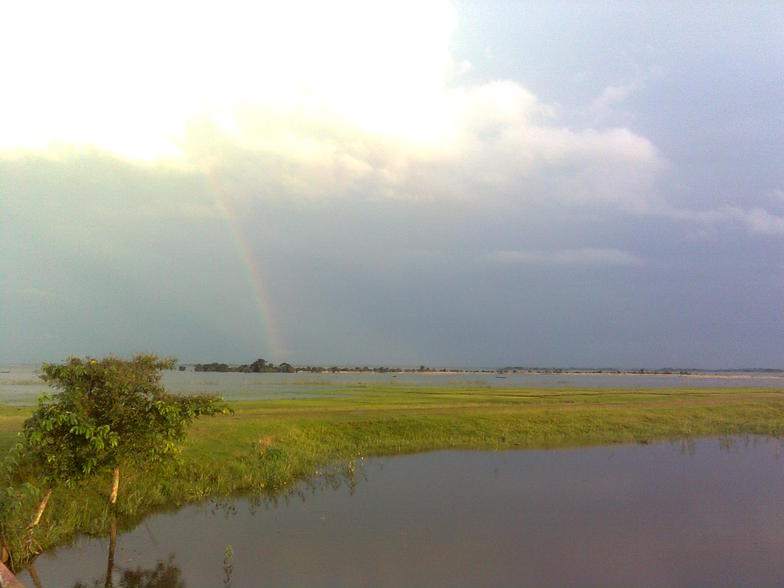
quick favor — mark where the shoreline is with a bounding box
[4,384,784,570]
[325,369,784,380]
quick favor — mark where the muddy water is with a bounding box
[18,437,784,587]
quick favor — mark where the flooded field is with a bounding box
[18,437,784,587]
[2,364,783,405]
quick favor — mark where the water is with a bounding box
[2,364,783,405]
[18,437,784,587]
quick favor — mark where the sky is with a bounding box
[1,1,783,368]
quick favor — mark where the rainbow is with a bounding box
[202,170,284,357]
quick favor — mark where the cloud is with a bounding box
[1,148,221,222]
[180,78,665,215]
[660,204,784,238]
[740,207,784,236]
[587,67,665,122]
[591,80,645,112]
[0,0,460,161]
[487,248,642,267]
[0,0,666,217]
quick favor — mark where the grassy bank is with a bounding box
[2,383,784,568]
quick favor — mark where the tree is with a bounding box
[19,355,227,533]
[249,359,267,372]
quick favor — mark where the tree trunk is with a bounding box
[110,467,120,505]
[1,541,8,563]
[27,488,52,531]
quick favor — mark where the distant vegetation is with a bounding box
[187,362,784,375]
[194,358,294,373]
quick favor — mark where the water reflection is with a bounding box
[30,552,186,588]
[22,462,365,588]
[209,458,365,519]
[76,557,186,588]
[672,433,782,456]
[27,517,188,588]
[17,438,784,587]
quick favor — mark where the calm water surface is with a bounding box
[18,437,784,587]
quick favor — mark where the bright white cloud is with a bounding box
[1,0,664,214]
[0,0,458,160]
[181,81,664,210]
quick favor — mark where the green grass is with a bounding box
[2,384,784,568]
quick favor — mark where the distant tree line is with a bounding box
[194,358,294,373]
[191,362,448,374]
[187,362,781,376]
[295,365,437,373]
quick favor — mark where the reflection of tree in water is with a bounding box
[71,556,186,588]
[27,556,186,588]
[26,515,188,588]
[27,459,366,588]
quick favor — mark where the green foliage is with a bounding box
[0,355,228,563]
[21,355,227,487]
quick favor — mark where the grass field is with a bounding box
[2,383,784,568]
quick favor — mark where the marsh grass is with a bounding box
[2,384,784,569]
